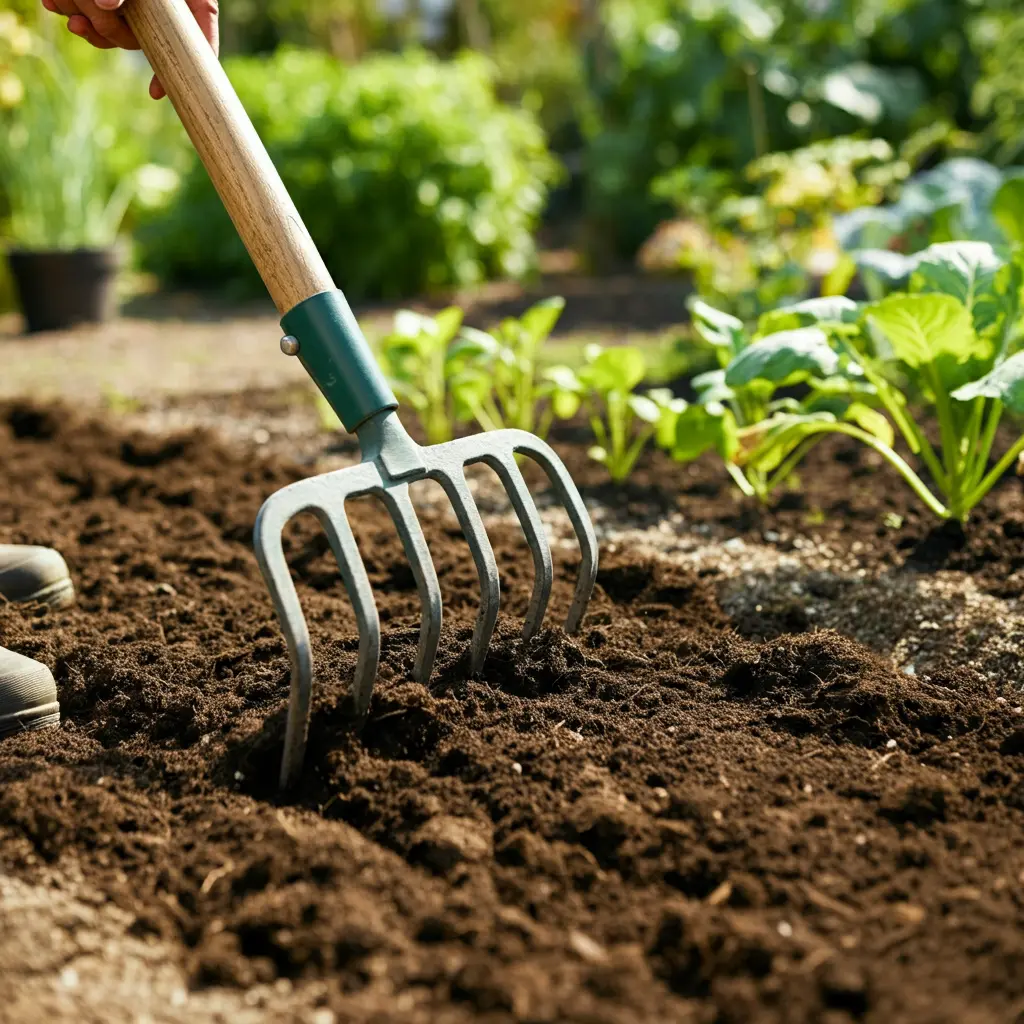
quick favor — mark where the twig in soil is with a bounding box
[869,751,899,773]
[276,808,301,841]
[794,747,826,763]
[800,946,835,974]
[800,883,859,920]
[199,859,236,895]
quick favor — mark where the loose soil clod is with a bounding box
[1,401,1023,1023]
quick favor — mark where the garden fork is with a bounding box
[123,0,599,788]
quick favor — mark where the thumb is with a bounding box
[94,0,124,8]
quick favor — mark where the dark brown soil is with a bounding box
[1,401,1023,1024]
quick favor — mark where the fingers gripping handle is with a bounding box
[122,0,333,313]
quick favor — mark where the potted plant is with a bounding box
[0,12,134,333]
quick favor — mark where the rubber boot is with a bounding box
[0,545,72,737]
[0,544,75,608]
[0,647,60,738]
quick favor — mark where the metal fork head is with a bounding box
[253,409,598,789]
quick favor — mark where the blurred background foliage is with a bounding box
[2,0,1024,306]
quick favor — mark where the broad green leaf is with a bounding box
[628,394,662,424]
[691,299,746,354]
[519,297,565,348]
[646,389,688,449]
[852,249,919,296]
[692,369,735,404]
[993,178,1024,246]
[672,405,738,463]
[584,346,647,393]
[725,328,839,387]
[757,297,862,336]
[866,293,980,368]
[951,351,1024,414]
[449,327,498,361]
[543,365,582,393]
[393,309,431,338]
[912,242,1007,336]
[844,402,895,447]
[432,306,465,345]
[551,388,582,420]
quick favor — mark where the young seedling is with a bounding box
[668,298,883,502]
[547,345,685,483]
[447,297,568,439]
[378,306,468,444]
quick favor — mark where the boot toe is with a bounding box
[0,647,60,739]
[0,544,75,607]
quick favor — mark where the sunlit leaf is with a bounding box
[951,351,1024,414]
[583,346,647,393]
[844,402,894,447]
[691,299,746,354]
[519,296,565,348]
[992,176,1024,247]
[672,404,738,463]
[725,327,839,387]
[866,293,981,367]
[757,296,862,335]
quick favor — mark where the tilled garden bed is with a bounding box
[1,399,1023,1023]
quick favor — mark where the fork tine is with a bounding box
[481,454,553,640]
[432,468,500,674]
[319,503,381,717]
[504,433,599,634]
[378,483,443,683]
[254,484,380,790]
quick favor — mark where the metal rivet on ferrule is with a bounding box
[280,335,301,356]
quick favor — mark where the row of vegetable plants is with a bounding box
[374,194,1024,523]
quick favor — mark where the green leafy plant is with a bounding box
[448,297,570,438]
[139,49,559,300]
[846,241,1024,521]
[644,137,909,319]
[545,345,685,482]
[834,159,1024,298]
[0,13,134,249]
[667,298,890,502]
[0,10,185,257]
[378,306,468,444]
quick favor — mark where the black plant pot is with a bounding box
[7,247,119,334]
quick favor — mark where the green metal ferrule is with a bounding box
[281,289,397,433]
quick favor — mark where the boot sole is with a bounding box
[0,702,60,739]
[18,578,75,609]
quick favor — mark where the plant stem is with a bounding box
[800,423,950,519]
[726,462,757,498]
[962,432,1024,514]
[968,399,1003,491]
[765,436,822,496]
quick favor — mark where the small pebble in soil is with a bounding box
[511,762,523,775]
[904,664,917,675]
[855,834,868,846]
[59,968,79,990]
[777,921,794,938]
[886,739,898,750]
[996,697,1007,704]
[803,784,813,794]
[234,771,245,781]
[568,930,607,964]
[253,428,270,444]
[311,1011,336,1024]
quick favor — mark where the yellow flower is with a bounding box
[0,70,23,109]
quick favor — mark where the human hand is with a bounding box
[39,0,218,99]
